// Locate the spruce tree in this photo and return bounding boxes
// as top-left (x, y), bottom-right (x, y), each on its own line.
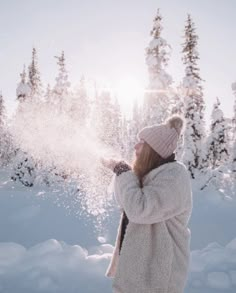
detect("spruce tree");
top-left (181, 14), bottom-right (206, 178)
top-left (206, 97), bottom-right (229, 168)
top-left (120, 115), bottom-right (130, 160)
top-left (128, 99), bottom-right (142, 160)
top-left (0, 92), bottom-right (6, 157)
top-left (232, 82), bottom-right (236, 173)
top-left (0, 91), bottom-right (6, 127)
top-left (96, 90), bottom-right (115, 148)
top-left (13, 62), bottom-right (39, 185)
top-left (69, 76), bottom-right (89, 126)
top-left (232, 137), bottom-right (236, 174)
top-left (91, 87), bottom-right (123, 154)
top-left (28, 48), bottom-right (42, 98)
top-left (144, 8), bottom-right (173, 125)
top-left (170, 85), bottom-right (185, 160)
top-left (44, 84), bottom-right (52, 105)
top-left (0, 92), bottom-right (13, 167)
top-left (232, 82), bottom-right (236, 136)
top-left (170, 84), bottom-right (185, 116)
top-left (112, 96), bottom-right (122, 153)
top-left (53, 51), bottom-right (70, 111)
top-left (11, 151), bottom-right (36, 187)
top-left (16, 66), bottom-right (31, 102)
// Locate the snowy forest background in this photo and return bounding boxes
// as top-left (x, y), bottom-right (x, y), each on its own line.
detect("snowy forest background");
top-left (0, 9), bottom-right (236, 293)
top-left (1, 11), bottom-right (236, 198)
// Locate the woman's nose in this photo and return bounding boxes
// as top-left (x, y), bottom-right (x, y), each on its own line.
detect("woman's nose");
top-left (134, 142), bottom-right (141, 150)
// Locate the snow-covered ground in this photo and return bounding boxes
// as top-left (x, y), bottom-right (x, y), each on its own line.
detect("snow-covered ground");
top-left (0, 169), bottom-right (236, 293)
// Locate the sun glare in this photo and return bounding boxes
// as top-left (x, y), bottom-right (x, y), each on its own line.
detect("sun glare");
top-left (115, 77), bottom-right (143, 114)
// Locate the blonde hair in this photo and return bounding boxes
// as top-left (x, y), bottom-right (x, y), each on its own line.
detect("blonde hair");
top-left (132, 142), bottom-right (175, 187)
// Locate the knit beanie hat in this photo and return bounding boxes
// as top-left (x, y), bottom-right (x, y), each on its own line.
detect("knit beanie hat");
top-left (138, 116), bottom-right (185, 159)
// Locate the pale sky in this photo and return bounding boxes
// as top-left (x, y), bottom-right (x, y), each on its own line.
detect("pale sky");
top-left (0, 0), bottom-right (236, 120)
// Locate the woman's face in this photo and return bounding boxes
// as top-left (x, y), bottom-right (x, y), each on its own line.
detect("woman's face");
top-left (134, 139), bottom-right (145, 157)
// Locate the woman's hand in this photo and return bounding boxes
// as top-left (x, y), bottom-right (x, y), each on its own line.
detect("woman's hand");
top-left (101, 157), bottom-right (131, 175)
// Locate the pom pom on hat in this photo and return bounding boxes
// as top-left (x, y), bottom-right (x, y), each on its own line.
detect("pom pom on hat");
top-left (166, 115), bottom-right (185, 135)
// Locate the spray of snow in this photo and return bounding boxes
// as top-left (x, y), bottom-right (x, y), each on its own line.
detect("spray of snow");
top-left (9, 100), bottom-right (122, 227)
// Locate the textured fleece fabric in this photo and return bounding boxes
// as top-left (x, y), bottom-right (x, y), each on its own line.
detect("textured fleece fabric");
top-left (106, 161), bottom-right (192, 293)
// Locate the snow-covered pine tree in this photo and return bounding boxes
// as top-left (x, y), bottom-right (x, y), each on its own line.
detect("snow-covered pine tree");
top-left (231, 82), bottom-right (236, 141)
top-left (232, 137), bottom-right (236, 175)
top-left (53, 51), bottom-right (70, 112)
top-left (0, 92), bottom-right (14, 167)
top-left (16, 66), bottom-right (31, 102)
top-left (144, 8), bottom-right (173, 125)
top-left (95, 90), bottom-right (115, 148)
top-left (181, 14), bottom-right (206, 178)
top-left (168, 87), bottom-right (186, 161)
top-left (120, 115), bottom-right (130, 160)
top-left (127, 99), bottom-right (143, 160)
top-left (232, 82), bottom-right (236, 126)
top-left (169, 85), bottom-right (185, 160)
top-left (0, 91), bottom-right (6, 128)
top-left (69, 76), bottom-right (90, 126)
top-left (0, 92), bottom-right (9, 166)
top-left (112, 96), bottom-right (122, 154)
top-left (231, 82), bottom-right (236, 173)
top-left (44, 84), bottom-right (52, 104)
top-left (28, 48), bottom-right (43, 99)
top-left (90, 86), bottom-right (123, 155)
top-left (170, 83), bottom-right (185, 116)
top-left (11, 70), bottom-right (39, 186)
top-left (206, 97), bottom-right (229, 169)
top-left (11, 151), bottom-right (37, 187)
top-left (89, 81), bottom-right (101, 136)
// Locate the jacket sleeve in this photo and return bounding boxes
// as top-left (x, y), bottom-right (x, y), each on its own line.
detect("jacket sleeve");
top-left (114, 167), bottom-right (190, 224)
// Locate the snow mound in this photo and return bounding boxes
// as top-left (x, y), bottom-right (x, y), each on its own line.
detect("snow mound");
top-left (226, 238), bottom-right (236, 250)
top-left (207, 272), bottom-right (231, 289)
top-left (187, 237), bottom-right (236, 292)
top-left (0, 240), bottom-right (112, 293)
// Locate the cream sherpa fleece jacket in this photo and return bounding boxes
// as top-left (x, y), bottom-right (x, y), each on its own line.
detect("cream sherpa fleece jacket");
top-left (106, 161), bottom-right (192, 293)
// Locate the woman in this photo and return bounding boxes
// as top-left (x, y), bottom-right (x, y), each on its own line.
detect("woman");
top-left (102, 115), bottom-right (192, 293)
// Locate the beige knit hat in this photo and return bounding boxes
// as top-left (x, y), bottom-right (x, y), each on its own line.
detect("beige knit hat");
top-left (138, 116), bottom-right (185, 159)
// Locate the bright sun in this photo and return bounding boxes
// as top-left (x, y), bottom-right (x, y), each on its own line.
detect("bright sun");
top-left (115, 77), bottom-right (143, 114)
